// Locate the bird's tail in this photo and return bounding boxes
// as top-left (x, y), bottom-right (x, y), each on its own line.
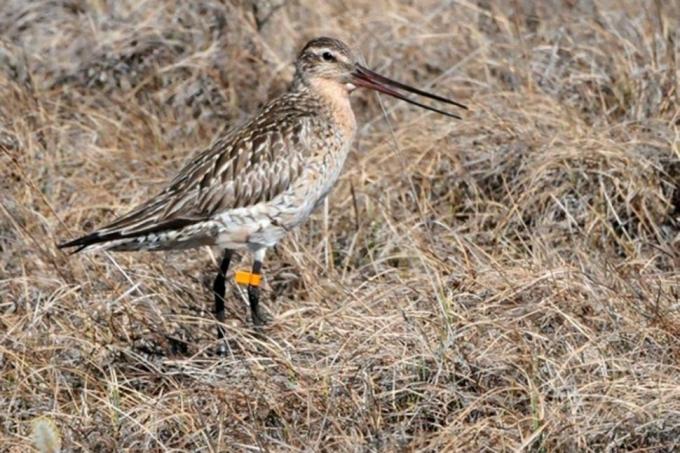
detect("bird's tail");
top-left (57, 217), bottom-right (205, 253)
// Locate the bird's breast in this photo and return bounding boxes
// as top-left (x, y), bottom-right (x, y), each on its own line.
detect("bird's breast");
top-left (309, 78), bottom-right (357, 139)
top-left (331, 96), bottom-right (357, 139)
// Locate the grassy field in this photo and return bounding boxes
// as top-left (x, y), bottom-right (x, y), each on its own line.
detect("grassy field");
top-left (1, 0), bottom-right (679, 451)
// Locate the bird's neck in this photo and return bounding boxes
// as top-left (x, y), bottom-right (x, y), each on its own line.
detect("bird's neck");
top-left (306, 77), bottom-right (356, 138)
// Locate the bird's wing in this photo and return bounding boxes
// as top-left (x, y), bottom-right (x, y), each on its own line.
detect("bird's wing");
top-left (91, 104), bottom-right (312, 237)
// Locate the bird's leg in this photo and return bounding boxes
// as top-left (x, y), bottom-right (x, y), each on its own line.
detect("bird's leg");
top-left (213, 249), bottom-right (234, 340)
top-left (248, 248), bottom-right (270, 326)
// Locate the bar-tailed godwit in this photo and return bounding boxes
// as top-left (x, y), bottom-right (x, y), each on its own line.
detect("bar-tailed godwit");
top-left (58, 37), bottom-right (467, 339)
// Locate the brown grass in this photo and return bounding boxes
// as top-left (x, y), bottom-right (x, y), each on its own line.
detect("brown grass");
top-left (1, 0), bottom-right (679, 451)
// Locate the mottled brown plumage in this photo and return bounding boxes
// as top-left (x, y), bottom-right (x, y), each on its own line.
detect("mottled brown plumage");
top-left (58, 37), bottom-right (467, 330)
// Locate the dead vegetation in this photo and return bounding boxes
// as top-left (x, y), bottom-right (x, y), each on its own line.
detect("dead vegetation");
top-left (1, 0), bottom-right (679, 451)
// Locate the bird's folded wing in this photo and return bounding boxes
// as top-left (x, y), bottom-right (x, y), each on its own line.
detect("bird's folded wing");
top-left (94, 114), bottom-right (310, 237)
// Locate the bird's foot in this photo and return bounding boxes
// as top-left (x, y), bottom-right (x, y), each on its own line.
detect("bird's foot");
top-left (252, 305), bottom-right (271, 326)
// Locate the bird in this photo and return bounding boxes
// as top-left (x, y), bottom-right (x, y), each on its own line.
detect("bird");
top-left (58, 37), bottom-right (467, 339)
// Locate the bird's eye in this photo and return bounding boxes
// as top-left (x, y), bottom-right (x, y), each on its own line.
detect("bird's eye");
top-left (322, 51), bottom-right (335, 62)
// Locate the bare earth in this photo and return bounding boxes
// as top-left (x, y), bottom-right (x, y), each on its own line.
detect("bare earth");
top-left (1, 0), bottom-right (679, 451)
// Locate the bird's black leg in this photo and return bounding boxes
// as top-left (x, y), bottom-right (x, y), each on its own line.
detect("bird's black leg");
top-left (213, 249), bottom-right (234, 340)
top-left (248, 258), bottom-right (270, 325)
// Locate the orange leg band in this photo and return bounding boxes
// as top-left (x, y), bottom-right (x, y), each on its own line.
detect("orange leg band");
top-left (234, 270), bottom-right (262, 287)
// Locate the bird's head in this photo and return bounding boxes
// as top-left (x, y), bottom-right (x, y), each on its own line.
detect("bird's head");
top-left (295, 37), bottom-right (357, 89)
top-left (294, 36), bottom-right (468, 119)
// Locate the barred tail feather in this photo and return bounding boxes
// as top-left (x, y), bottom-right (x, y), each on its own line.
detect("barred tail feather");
top-left (57, 217), bottom-right (203, 253)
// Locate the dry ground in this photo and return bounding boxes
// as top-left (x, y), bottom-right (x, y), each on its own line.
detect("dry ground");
top-left (1, 0), bottom-right (679, 451)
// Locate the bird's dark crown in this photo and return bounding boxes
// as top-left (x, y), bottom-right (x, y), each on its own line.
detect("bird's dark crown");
top-left (298, 37), bottom-right (354, 59)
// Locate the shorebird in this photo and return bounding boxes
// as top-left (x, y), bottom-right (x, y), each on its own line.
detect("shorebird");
top-left (58, 37), bottom-right (467, 338)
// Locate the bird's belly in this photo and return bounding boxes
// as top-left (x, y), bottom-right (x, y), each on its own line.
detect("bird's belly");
top-left (276, 147), bottom-right (349, 228)
top-left (214, 141), bottom-right (352, 250)
top-left (211, 187), bottom-right (323, 250)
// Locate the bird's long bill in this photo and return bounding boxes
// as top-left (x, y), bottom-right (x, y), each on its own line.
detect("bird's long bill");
top-left (352, 65), bottom-right (467, 119)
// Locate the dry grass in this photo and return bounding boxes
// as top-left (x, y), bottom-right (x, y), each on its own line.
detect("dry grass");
top-left (1, 0), bottom-right (679, 451)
